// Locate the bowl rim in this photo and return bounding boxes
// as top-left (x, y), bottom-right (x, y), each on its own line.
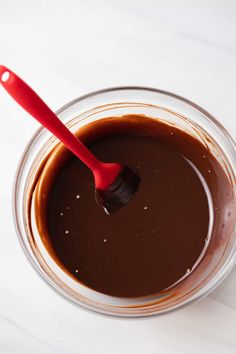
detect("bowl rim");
top-left (12, 86), bottom-right (236, 318)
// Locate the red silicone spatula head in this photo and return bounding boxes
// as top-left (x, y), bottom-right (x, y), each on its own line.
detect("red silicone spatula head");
top-left (0, 65), bottom-right (140, 214)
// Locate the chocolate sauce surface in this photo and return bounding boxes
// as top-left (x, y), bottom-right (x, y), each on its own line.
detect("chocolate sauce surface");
top-left (33, 115), bottom-right (215, 298)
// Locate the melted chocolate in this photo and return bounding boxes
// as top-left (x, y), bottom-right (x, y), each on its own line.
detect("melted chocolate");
top-left (33, 115), bottom-right (233, 298)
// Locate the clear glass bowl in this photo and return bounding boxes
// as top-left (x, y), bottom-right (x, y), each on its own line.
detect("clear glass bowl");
top-left (13, 87), bottom-right (236, 317)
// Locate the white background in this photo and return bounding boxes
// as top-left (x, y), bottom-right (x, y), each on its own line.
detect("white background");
top-left (0, 1), bottom-right (236, 353)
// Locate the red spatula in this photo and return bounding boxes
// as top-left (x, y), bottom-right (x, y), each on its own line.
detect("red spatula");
top-left (0, 65), bottom-right (139, 214)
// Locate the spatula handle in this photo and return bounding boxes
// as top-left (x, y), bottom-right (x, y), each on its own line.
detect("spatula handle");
top-left (0, 65), bottom-right (101, 171)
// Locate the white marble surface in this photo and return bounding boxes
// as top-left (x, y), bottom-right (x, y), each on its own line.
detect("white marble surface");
top-left (0, 0), bottom-right (236, 353)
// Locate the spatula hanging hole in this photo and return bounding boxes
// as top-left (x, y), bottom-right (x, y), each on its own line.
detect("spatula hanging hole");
top-left (1, 71), bottom-right (10, 82)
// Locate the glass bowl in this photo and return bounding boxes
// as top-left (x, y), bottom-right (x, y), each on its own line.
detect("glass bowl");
top-left (13, 87), bottom-right (236, 317)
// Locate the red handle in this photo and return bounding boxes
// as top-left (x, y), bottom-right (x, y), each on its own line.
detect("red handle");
top-left (0, 65), bottom-right (101, 172)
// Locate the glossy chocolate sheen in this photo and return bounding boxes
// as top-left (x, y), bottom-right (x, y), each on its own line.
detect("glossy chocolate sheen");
top-left (33, 115), bottom-right (232, 298)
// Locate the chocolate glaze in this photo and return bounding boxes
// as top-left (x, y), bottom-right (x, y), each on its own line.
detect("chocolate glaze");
top-left (33, 115), bottom-right (234, 298)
